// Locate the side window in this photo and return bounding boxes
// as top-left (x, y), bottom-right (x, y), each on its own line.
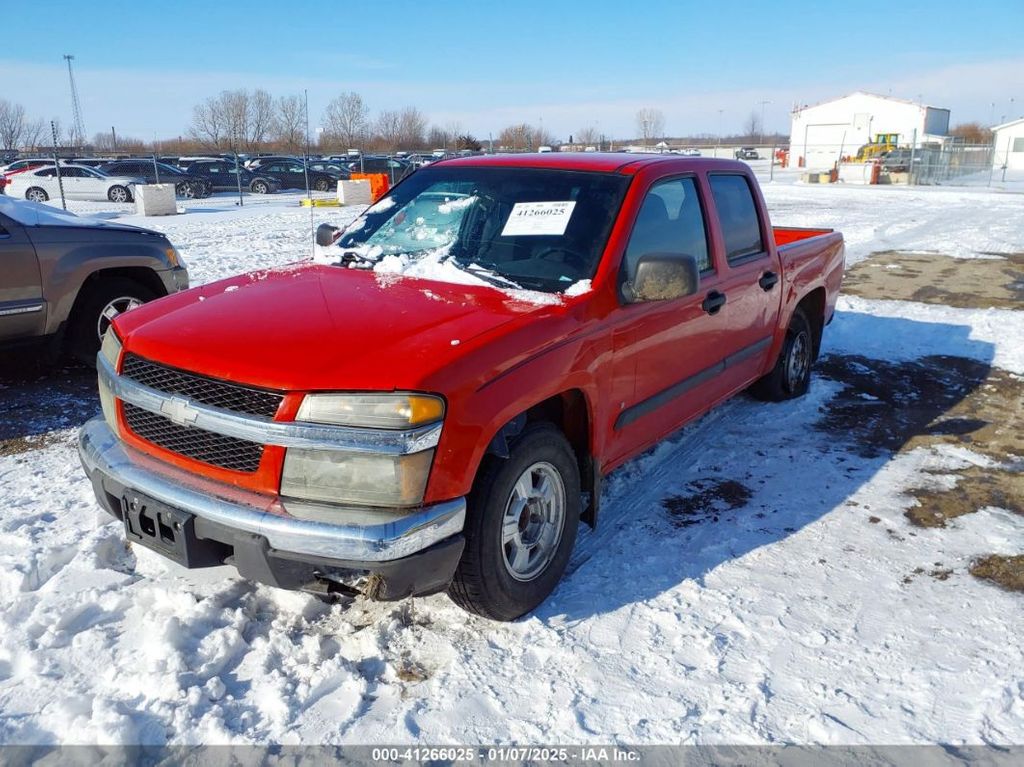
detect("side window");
top-left (709, 174), bottom-right (765, 263)
top-left (623, 176), bottom-right (710, 279)
top-left (36, 167), bottom-right (58, 177)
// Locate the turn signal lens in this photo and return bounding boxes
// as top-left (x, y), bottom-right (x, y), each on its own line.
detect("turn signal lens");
top-left (297, 393), bottom-right (445, 430)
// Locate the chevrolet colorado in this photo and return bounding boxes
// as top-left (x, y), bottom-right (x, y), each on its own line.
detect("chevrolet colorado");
top-left (78, 154), bottom-right (844, 620)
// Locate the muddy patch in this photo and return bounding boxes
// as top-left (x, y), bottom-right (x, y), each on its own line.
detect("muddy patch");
top-left (0, 349), bottom-right (98, 452)
top-left (816, 354), bottom-right (1023, 533)
top-left (815, 354), bottom-right (991, 459)
top-left (970, 555), bottom-right (1024, 592)
top-left (661, 479), bottom-right (753, 528)
top-left (843, 251), bottom-right (1024, 309)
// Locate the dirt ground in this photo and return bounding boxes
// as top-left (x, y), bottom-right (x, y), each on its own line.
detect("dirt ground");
top-left (837, 251), bottom-right (1023, 590)
top-left (843, 250), bottom-right (1024, 309)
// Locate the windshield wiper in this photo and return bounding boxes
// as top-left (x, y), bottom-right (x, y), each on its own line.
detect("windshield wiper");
top-left (450, 261), bottom-right (523, 290)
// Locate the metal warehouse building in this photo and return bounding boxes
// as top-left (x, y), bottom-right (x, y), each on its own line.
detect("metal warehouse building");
top-left (790, 92), bottom-right (950, 171)
top-left (992, 117), bottom-right (1024, 171)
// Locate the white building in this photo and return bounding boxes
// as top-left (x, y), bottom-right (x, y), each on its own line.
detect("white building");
top-left (790, 92), bottom-right (950, 170)
top-left (992, 117), bottom-right (1024, 171)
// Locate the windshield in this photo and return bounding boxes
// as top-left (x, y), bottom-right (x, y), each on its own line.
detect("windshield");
top-left (336, 166), bottom-right (630, 292)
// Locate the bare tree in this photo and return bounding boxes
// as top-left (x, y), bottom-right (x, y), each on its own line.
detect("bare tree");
top-left (0, 99), bottom-right (29, 150)
top-left (744, 111), bottom-right (762, 142)
top-left (189, 98), bottom-right (227, 148)
top-left (396, 107), bottom-right (427, 149)
top-left (575, 126), bottom-right (600, 147)
top-left (188, 89), bottom-right (274, 151)
top-left (322, 91), bottom-right (369, 149)
top-left (247, 89), bottom-right (274, 149)
top-left (635, 108), bottom-right (665, 145)
top-left (23, 118), bottom-right (46, 149)
top-left (373, 110), bottom-right (402, 151)
top-left (497, 123), bottom-right (555, 151)
top-left (273, 94), bottom-right (306, 153)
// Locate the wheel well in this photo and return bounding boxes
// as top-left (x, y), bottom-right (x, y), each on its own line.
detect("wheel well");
top-left (488, 389), bottom-right (600, 528)
top-left (68, 267), bottom-right (167, 325)
top-left (796, 287), bottom-right (826, 359)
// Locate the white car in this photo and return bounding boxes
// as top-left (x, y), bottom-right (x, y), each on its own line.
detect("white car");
top-left (6, 164), bottom-right (144, 203)
top-left (681, 147), bottom-right (701, 157)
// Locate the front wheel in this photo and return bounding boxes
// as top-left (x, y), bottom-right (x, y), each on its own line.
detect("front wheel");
top-left (314, 177), bottom-right (331, 192)
top-left (252, 180), bottom-right (269, 194)
top-left (749, 307), bottom-right (814, 401)
top-left (177, 182), bottom-right (197, 199)
top-left (68, 277), bottom-right (157, 364)
top-left (26, 187), bottom-right (49, 202)
top-left (448, 423), bottom-right (580, 621)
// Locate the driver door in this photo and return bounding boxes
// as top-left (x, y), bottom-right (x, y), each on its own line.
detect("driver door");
top-left (605, 174), bottom-right (729, 467)
top-left (0, 214), bottom-right (45, 341)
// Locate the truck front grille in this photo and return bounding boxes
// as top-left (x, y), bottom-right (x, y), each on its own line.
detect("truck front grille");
top-left (123, 402), bottom-right (265, 473)
top-left (121, 354), bottom-right (283, 419)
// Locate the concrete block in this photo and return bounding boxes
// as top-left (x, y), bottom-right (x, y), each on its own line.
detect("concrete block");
top-left (134, 184), bottom-right (177, 216)
top-left (338, 179), bottom-right (373, 206)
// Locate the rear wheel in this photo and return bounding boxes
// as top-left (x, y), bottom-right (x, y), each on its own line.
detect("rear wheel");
top-left (108, 185), bottom-right (131, 203)
top-left (314, 177), bottom-right (331, 192)
top-left (177, 182), bottom-right (197, 199)
top-left (68, 277), bottom-right (157, 364)
top-left (750, 307), bottom-right (813, 401)
top-left (252, 180), bottom-right (269, 194)
top-left (448, 423), bottom-right (580, 621)
top-left (26, 187), bottom-right (48, 202)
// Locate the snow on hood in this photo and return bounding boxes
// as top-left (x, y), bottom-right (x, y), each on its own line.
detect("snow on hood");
top-left (0, 196), bottom-right (144, 231)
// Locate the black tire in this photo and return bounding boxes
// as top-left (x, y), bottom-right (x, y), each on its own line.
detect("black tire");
top-left (177, 182), bottom-right (197, 199)
top-left (313, 177), bottom-right (331, 192)
top-left (448, 422), bottom-right (581, 621)
top-left (252, 180), bottom-right (269, 194)
top-left (68, 276), bottom-right (158, 365)
top-left (749, 307), bottom-right (814, 402)
top-left (108, 185), bottom-right (131, 203)
top-left (26, 187), bottom-right (49, 202)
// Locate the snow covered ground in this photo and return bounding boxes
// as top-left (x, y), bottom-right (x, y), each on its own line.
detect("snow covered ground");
top-left (0, 179), bottom-right (1022, 746)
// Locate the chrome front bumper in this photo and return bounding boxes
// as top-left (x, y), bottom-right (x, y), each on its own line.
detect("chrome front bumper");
top-left (77, 418), bottom-right (466, 563)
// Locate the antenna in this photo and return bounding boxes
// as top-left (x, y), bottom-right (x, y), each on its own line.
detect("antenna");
top-left (63, 54), bottom-right (87, 150)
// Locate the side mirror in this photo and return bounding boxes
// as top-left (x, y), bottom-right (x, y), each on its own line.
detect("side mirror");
top-left (315, 223), bottom-right (342, 247)
top-left (625, 253), bottom-right (700, 303)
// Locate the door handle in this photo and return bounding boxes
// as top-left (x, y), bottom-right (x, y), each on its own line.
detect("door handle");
top-left (759, 271), bottom-right (779, 291)
top-left (701, 290), bottom-right (727, 315)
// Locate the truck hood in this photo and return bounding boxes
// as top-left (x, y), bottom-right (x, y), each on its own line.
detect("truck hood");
top-left (114, 264), bottom-right (561, 392)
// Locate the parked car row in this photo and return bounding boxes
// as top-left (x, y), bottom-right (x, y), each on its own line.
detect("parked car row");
top-left (1, 151), bottom-right (425, 202)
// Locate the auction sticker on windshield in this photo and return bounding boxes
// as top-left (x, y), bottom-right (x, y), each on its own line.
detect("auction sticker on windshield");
top-left (501, 201), bottom-right (576, 236)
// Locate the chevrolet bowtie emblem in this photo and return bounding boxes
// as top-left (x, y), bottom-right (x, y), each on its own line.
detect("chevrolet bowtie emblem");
top-left (160, 397), bottom-right (200, 426)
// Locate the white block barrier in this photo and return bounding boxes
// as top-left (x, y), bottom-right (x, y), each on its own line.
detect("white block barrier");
top-left (134, 184), bottom-right (177, 216)
top-left (338, 179), bottom-right (372, 206)
top-left (839, 163), bottom-right (874, 185)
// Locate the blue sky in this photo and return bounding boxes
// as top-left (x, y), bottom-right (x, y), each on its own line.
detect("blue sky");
top-left (3, 0), bottom-right (1023, 141)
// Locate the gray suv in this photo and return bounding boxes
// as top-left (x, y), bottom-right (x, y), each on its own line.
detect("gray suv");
top-left (0, 197), bottom-right (188, 363)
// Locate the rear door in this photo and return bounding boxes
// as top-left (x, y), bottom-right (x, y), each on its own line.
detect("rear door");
top-left (0, 213), bottom-right (45, 340)
top-left (704, 173), bottom-right (783, 391)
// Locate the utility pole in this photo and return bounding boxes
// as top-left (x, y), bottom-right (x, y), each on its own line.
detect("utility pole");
top-left (63, 55), bottom-right (86, 151)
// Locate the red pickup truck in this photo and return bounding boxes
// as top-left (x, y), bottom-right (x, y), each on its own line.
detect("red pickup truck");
top-left (78, 154), bottom-right (844, 621)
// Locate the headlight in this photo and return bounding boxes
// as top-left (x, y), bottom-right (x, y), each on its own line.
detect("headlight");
top-left (297, 393), bottom-right (444, 430)
top-left (280, 448), bottom-right (434, 507)
top-left (98, 331), bottom-right (122, 433)
top-left (100, 328), bottom-right (122, 368)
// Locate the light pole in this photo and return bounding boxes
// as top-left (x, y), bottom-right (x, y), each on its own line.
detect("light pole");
top-left (759, 100), bottom-right (772, 143)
